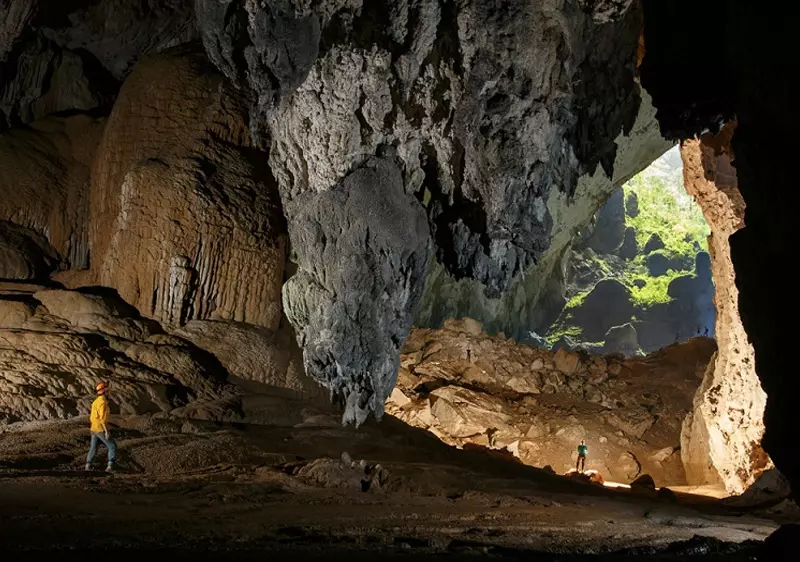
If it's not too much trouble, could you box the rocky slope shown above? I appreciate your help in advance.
[387,318,716,485]
[0,282,238,424]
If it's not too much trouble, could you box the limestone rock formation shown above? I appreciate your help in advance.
[415,89,672,341]
[640,2,795,494]
[0,284,237,424]
[1,0,193,130]
[90,47,287,331]
[282,157,431,425]
[617,226,637,260]
[680,124,770,494]
[0,220,58,280]
[0,115,103,269]
[586,188,626,254]
[603,323,641,356]
[173,320,323,399]
[569,279,635,342]
[387,319,716,484]
[625,190,639,218]
[643,233,664,254]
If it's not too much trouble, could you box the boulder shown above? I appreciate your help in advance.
[34,288,160,341]
[443,317,484,336]
[657,487,678,502]
[428,386,513,439]
[172,320,324,398]
[646,251,694,277]
[643,233,665,254]
[625,190,639,218]
[554,347,581,374]
[617,226,638,260]
[587,188,626,254]
[570,279,635,341]
[724,469,792,508]
[631,473,656,489]
[603,323,642,357]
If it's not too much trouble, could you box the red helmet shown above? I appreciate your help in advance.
[96,382,109,395]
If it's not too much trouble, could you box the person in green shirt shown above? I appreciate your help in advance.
[576,440,588,472]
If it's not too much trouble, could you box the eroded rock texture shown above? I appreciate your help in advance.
[0,220,58,280]
[193,1,649,418]
[1,0,193,130]
[0,1,676,428]
[0,115,103,269]
[0,283,237,424]
[641,2,795,496]
[415,89,672,340]
[90,47,287,331]
[283,157,431,424]
[388,318,715,484]
[680,124,770,494]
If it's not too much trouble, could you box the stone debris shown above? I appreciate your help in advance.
[387,319,716,485]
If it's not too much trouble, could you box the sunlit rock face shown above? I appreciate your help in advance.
[679,124,770,494]
[415,89,672,341]
[388,318,715,485]
[640,2,795,496]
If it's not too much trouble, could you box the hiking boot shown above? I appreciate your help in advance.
[85,464,91,471]
[105,465,114,474]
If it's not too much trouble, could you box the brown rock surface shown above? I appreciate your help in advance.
[0,220,59,280]
[172,320,323,399]
[90,46,286,330]
[0,115,103,269]
[0,284,236,424]
[387,320,716,485]
[680,123,770,494]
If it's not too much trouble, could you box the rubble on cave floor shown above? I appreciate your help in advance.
[0,399,787,557]
[387,318,716,486]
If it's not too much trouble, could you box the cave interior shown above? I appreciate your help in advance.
[0,0,797,558]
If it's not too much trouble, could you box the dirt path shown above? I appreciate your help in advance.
[0,411,786,558]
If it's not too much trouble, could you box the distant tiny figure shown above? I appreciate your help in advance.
[86,382,116,473]
[576,440,588,472]
[703,327,709,337]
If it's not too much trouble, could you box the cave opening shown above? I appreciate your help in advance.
[546,145,715,358]
[392,136,775,502]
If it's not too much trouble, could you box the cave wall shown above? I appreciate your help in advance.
[415,88,673,340]
[192,0,650,421]
[641,0,798,497]
[90,46,286,331]
[680,123,770,494]
[0,1,703,428]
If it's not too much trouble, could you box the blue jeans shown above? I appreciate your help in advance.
[87,432,116,466]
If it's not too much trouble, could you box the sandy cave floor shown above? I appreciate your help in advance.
[0,391,795,559]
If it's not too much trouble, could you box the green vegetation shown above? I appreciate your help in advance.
[546,147,710,347]
[617,149,708,307]
[623,168,709,261]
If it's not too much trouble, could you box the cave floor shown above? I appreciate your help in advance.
[0,394,792,559]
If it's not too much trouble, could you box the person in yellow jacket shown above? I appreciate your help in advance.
[85,382,116,473]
